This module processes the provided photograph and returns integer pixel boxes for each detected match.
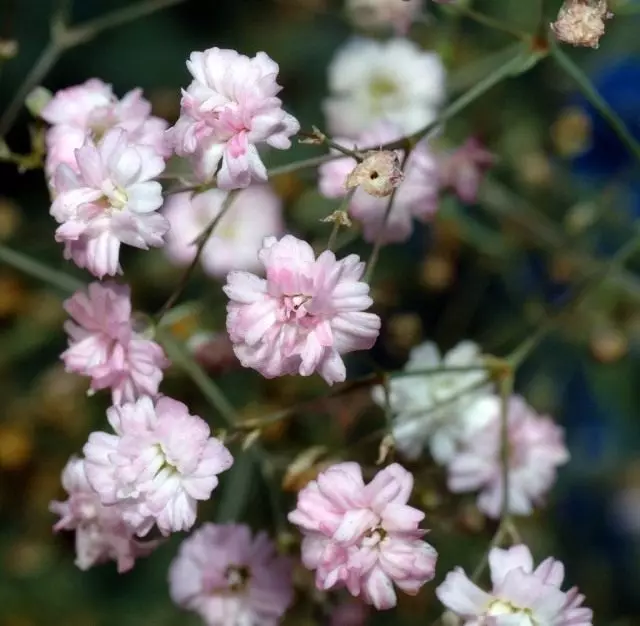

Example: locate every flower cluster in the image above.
[437,544,593,625]
[224,235,381,384]
[169,524,293,625]
[169,47,300,189]
[288,462,437,609]
[83,395,233,536]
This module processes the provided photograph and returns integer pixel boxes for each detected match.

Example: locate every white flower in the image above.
[372,341,493,463]
[323,38,446,137]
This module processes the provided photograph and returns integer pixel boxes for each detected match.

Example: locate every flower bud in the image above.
[345,149,404,197]
[550,0,613,49]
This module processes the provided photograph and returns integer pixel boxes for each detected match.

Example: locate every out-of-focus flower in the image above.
[550,0,612,50]
[346,0,423,35]
[319,123,439,243]
[345,149,405,197]
[50,457,158,572]
[169,47,299,189]
[50,128,168,277]
[288,462,437,610]
[329,597,369,626]
[436,544,593,625]
[372,341,493,463]
[224,235,381,385]
[187,331,240,374]
[438,137,496,204]
[163,184,283,278]
[62,282,169,405]
[83,396,233,536]
[169,523,293,625]
[324,38,445,137]
[42,79,169,179]
[447,395,570,518]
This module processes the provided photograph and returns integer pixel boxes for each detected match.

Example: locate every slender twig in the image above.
[154,190,239,323]
[447,3,530,39]
[0,243,83,293]
[551,42,640,167]
[498,373,514,522]
[0,0,187,138]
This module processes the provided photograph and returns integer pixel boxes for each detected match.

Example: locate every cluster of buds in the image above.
[346,149,405,197]
[550,0,613,49]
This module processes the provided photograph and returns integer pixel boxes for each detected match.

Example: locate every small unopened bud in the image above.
[25,87,52,118]
[550,0,613,49]
[345,150,404,197]
[298,125,327,145]
[321,209,352,227]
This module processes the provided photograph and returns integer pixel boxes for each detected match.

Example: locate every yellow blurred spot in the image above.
[590,327,628,363]
[551,107,592,157]
[420,254,455,291]
[517,151,552,188]
[387,313,422,352]
[0,274,26,317]
[0,424,32,470]
[5,540,51,577]
[0,197,21,240]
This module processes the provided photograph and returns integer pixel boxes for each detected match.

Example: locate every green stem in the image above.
[551,43,640,166]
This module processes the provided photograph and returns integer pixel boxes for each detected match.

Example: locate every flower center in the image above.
[101,180,128,210]
[283,293,313,320]
[362,524,387,547]
[487,600,537,626]
[225,564,251,592]
[368,74,398,102]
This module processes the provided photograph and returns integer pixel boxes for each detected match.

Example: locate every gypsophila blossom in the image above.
[163,184,283,278]
[83,395,233,536]
[62,281,169,405]
[372,340,493,463]
[324,38,445,137]
[224,235,381,385]
[438,137,496,204]
[288,462,437,610]
[50,128,168,277]
[42,78,169,180]
[169,47,299,189]
[50,456,158,572]
[346,0,423,35]
[169,523,293,625]
[436,544,593,626]
[319,123,439,243]
[447,395,570,518]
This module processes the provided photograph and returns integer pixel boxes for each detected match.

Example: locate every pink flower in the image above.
[223,235,381,385]
[319,123,439,243]
[288,462,437,610]
[347,0,423,35]
[447,395,570,518]
[50,128,168,277]
[62,281,169,405]
[169,47,299,189]
[83,396,233,536]
[42,78,169,179]
[438,137,496,204]
[169,523,293,625]
[50,457,158,572]
[163,184,283,277]
[436,544,593,626]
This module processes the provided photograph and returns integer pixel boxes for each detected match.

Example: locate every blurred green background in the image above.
[1,0,640,624]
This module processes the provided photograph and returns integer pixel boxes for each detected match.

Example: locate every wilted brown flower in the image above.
[345,150,404,197]
[550,0,613,49]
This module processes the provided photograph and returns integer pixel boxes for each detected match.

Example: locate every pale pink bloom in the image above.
[169,523,293,625]
[163,184,283,277]
[288,462,437,610]
[50,457,158,572]
[347,0,423,34]
[42,78,169,179]
[436,544,593,626]
[83,395,233,536]
[438,137,496,204]
[319,123,439,243]
[61,281,169,406]
[50,128,168,277]
[224,235,381,385]
[169,47,299,189]
[447,395,570,518]
[187,331,239,375]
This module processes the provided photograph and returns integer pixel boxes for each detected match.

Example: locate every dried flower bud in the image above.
[321,209,352,227]
[550,0,613,49]
[345,150,404,197]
